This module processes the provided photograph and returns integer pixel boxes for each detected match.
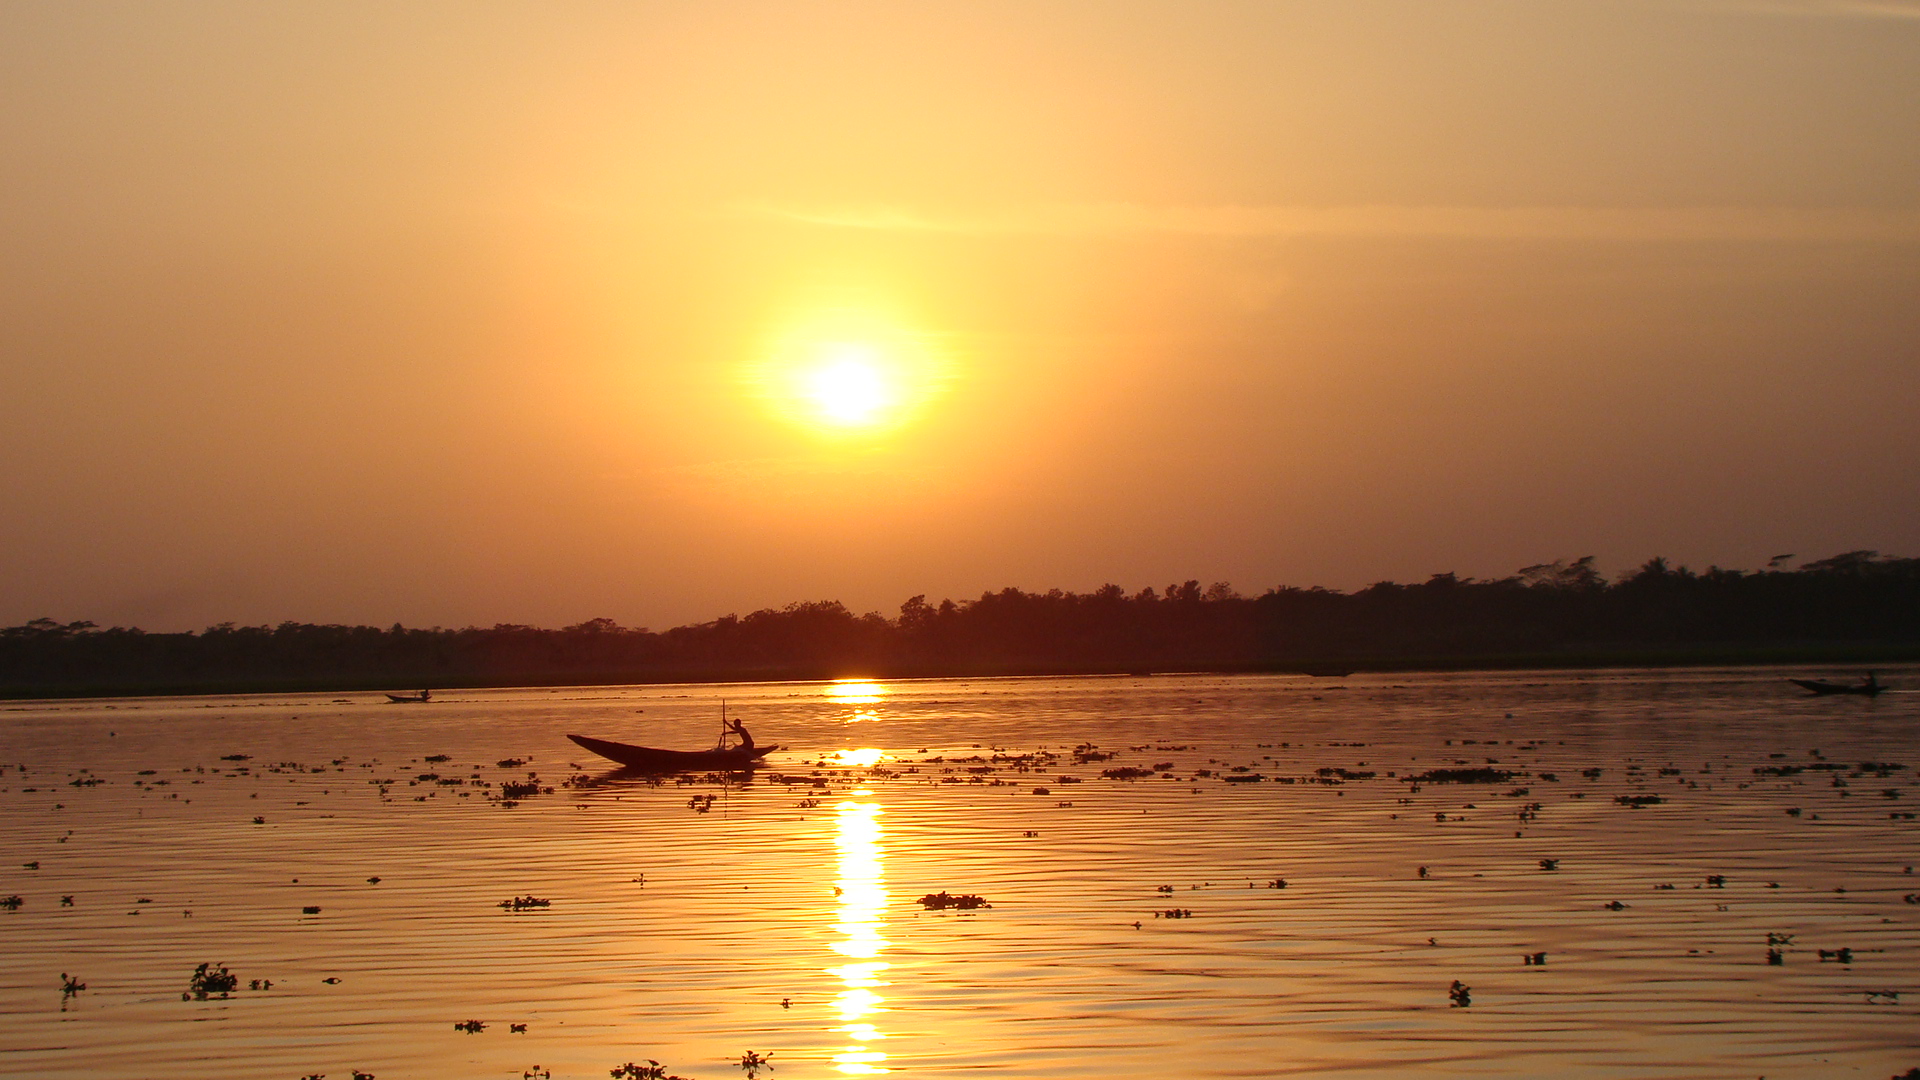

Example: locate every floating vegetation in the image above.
[1101,766,1156,780]
[184,962,238,1000]
[497,758,526,768]
[1603,900,1629,911]
[1155,908,1194,918]
[1522,952,1547,965]
[0,895,22,911]
[1449,980,1472,1007]
[454,1019,487,1033]
[610,1062,690,1080]
[499,896,551,911]
[917,891,990,910]
[220,754,250,761]
[738,1050,773,1078]
[302,906,322,914]
[1614,795,1665,808]
[424,754,451,763]
[498,781,552,801]
[61,972,85,997]
[1818,947,1854,964]
[1538,858,1560,871]
[1406,768,1518,784]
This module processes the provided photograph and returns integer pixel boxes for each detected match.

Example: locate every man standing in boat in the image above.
[726,718,755,753]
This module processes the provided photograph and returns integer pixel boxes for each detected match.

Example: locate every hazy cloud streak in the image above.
[1711,0,1920,19]
[758,202,1920,244]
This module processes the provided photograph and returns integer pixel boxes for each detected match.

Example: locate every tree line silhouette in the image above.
[3,551,1915,696]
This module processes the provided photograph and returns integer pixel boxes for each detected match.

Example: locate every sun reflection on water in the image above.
[831,790,889,1074]
[826,680,888,706]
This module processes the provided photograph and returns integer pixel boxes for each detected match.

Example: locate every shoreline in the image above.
[4,642,1914,702]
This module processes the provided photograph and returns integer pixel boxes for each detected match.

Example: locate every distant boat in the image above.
[385,690,432,703]
[1789,674,1885,697]
[1298,664,1355,678]
[567,733,777,772]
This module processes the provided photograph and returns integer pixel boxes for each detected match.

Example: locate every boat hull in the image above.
[1789,679,1884,696]
[567,733,777,771]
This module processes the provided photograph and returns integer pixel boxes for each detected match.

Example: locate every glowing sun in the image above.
[753,313,947,435]
[802,346,896,427]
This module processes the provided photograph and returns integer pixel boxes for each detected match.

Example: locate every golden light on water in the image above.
[750,311,948,437]
[831,794,890,1074]
[835,747,887,768]
[826,680,888,705]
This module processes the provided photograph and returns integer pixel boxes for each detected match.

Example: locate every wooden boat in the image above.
[1789,676,1885,696]
[567,733,778,771]
[385,690,432,703]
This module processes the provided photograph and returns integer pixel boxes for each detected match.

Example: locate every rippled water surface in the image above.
[3,668,1917,1079]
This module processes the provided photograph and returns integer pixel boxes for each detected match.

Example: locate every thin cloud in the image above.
[1711,0,1920,19]
[756,202,1920,244]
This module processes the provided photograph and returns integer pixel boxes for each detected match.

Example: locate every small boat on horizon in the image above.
[385,690,433,703]
[1788,673,1886,696]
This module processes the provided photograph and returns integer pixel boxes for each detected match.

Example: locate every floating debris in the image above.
[1449,980,1472,1007]
[738,1050,774,1078]
[610,1062,690,1080]
[917,891,990,910]
[1407,768,1518,784]
[454,1019,487,1033]
[184,962,238,1000]
[500,896,552,911]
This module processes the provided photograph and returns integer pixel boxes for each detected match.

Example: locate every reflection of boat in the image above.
[566,733,778,771]
[1789,674,1885,696]
[385,690,432,703]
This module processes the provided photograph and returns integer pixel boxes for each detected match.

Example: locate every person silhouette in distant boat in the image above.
[726,718,754,753]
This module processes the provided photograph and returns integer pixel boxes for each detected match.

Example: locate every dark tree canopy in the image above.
[3,554,1916,697]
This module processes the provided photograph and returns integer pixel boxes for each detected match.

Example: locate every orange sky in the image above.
[3,1,1917,631]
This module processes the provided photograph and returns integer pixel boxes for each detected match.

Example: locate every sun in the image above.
[802,345,897,428]
[752,312,948,435]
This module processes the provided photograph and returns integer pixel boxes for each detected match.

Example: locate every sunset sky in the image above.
[3,0,1917,632]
